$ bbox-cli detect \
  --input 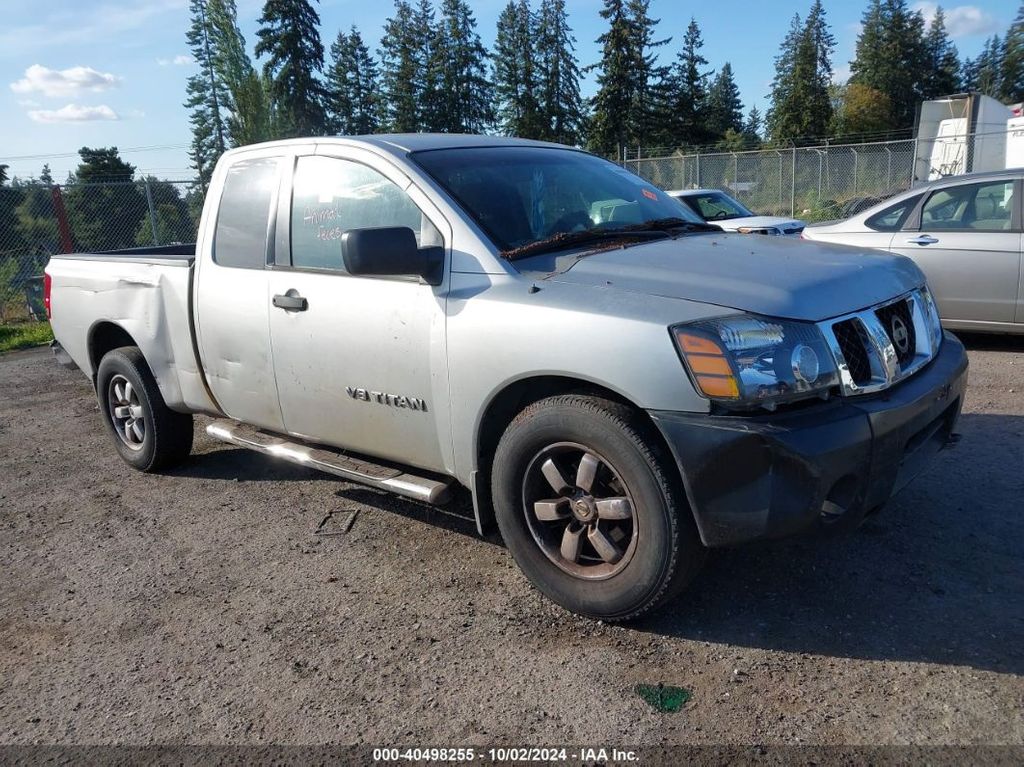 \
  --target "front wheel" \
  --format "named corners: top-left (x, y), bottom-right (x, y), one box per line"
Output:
top-left (96, 346), bottom-right (193, 472)
top-left (491, 395), bottom-right (704, 621)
